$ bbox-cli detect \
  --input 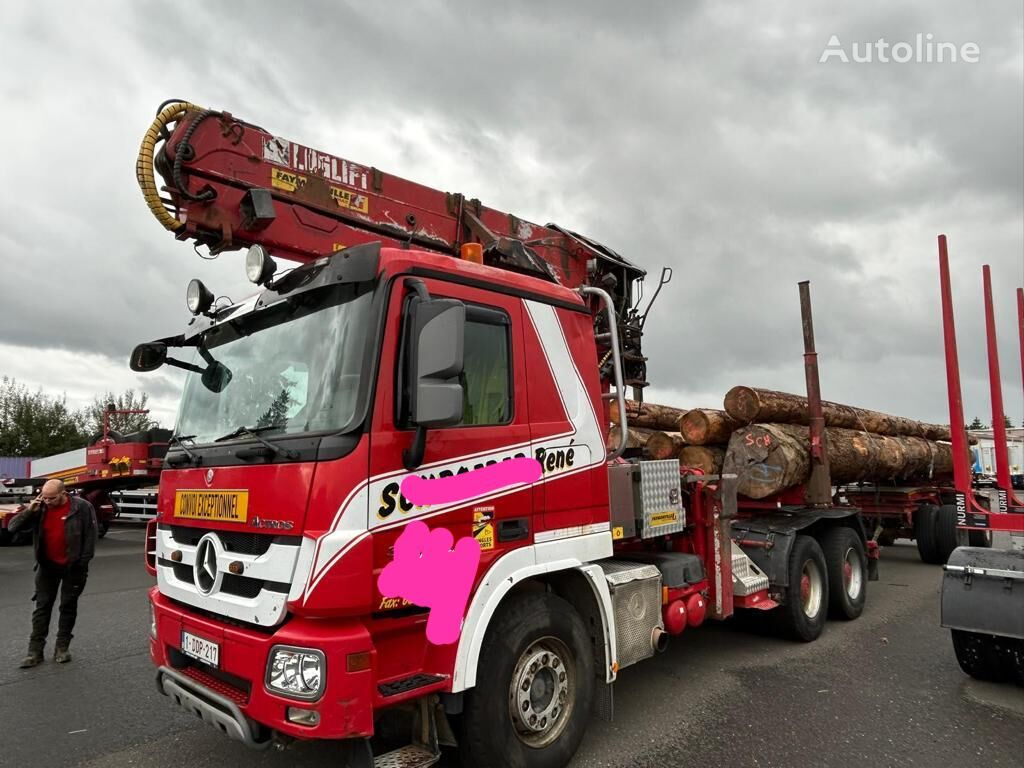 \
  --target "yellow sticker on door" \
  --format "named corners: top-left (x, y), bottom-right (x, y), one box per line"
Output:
top-left (473, 507), bottom-right (495, 551)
